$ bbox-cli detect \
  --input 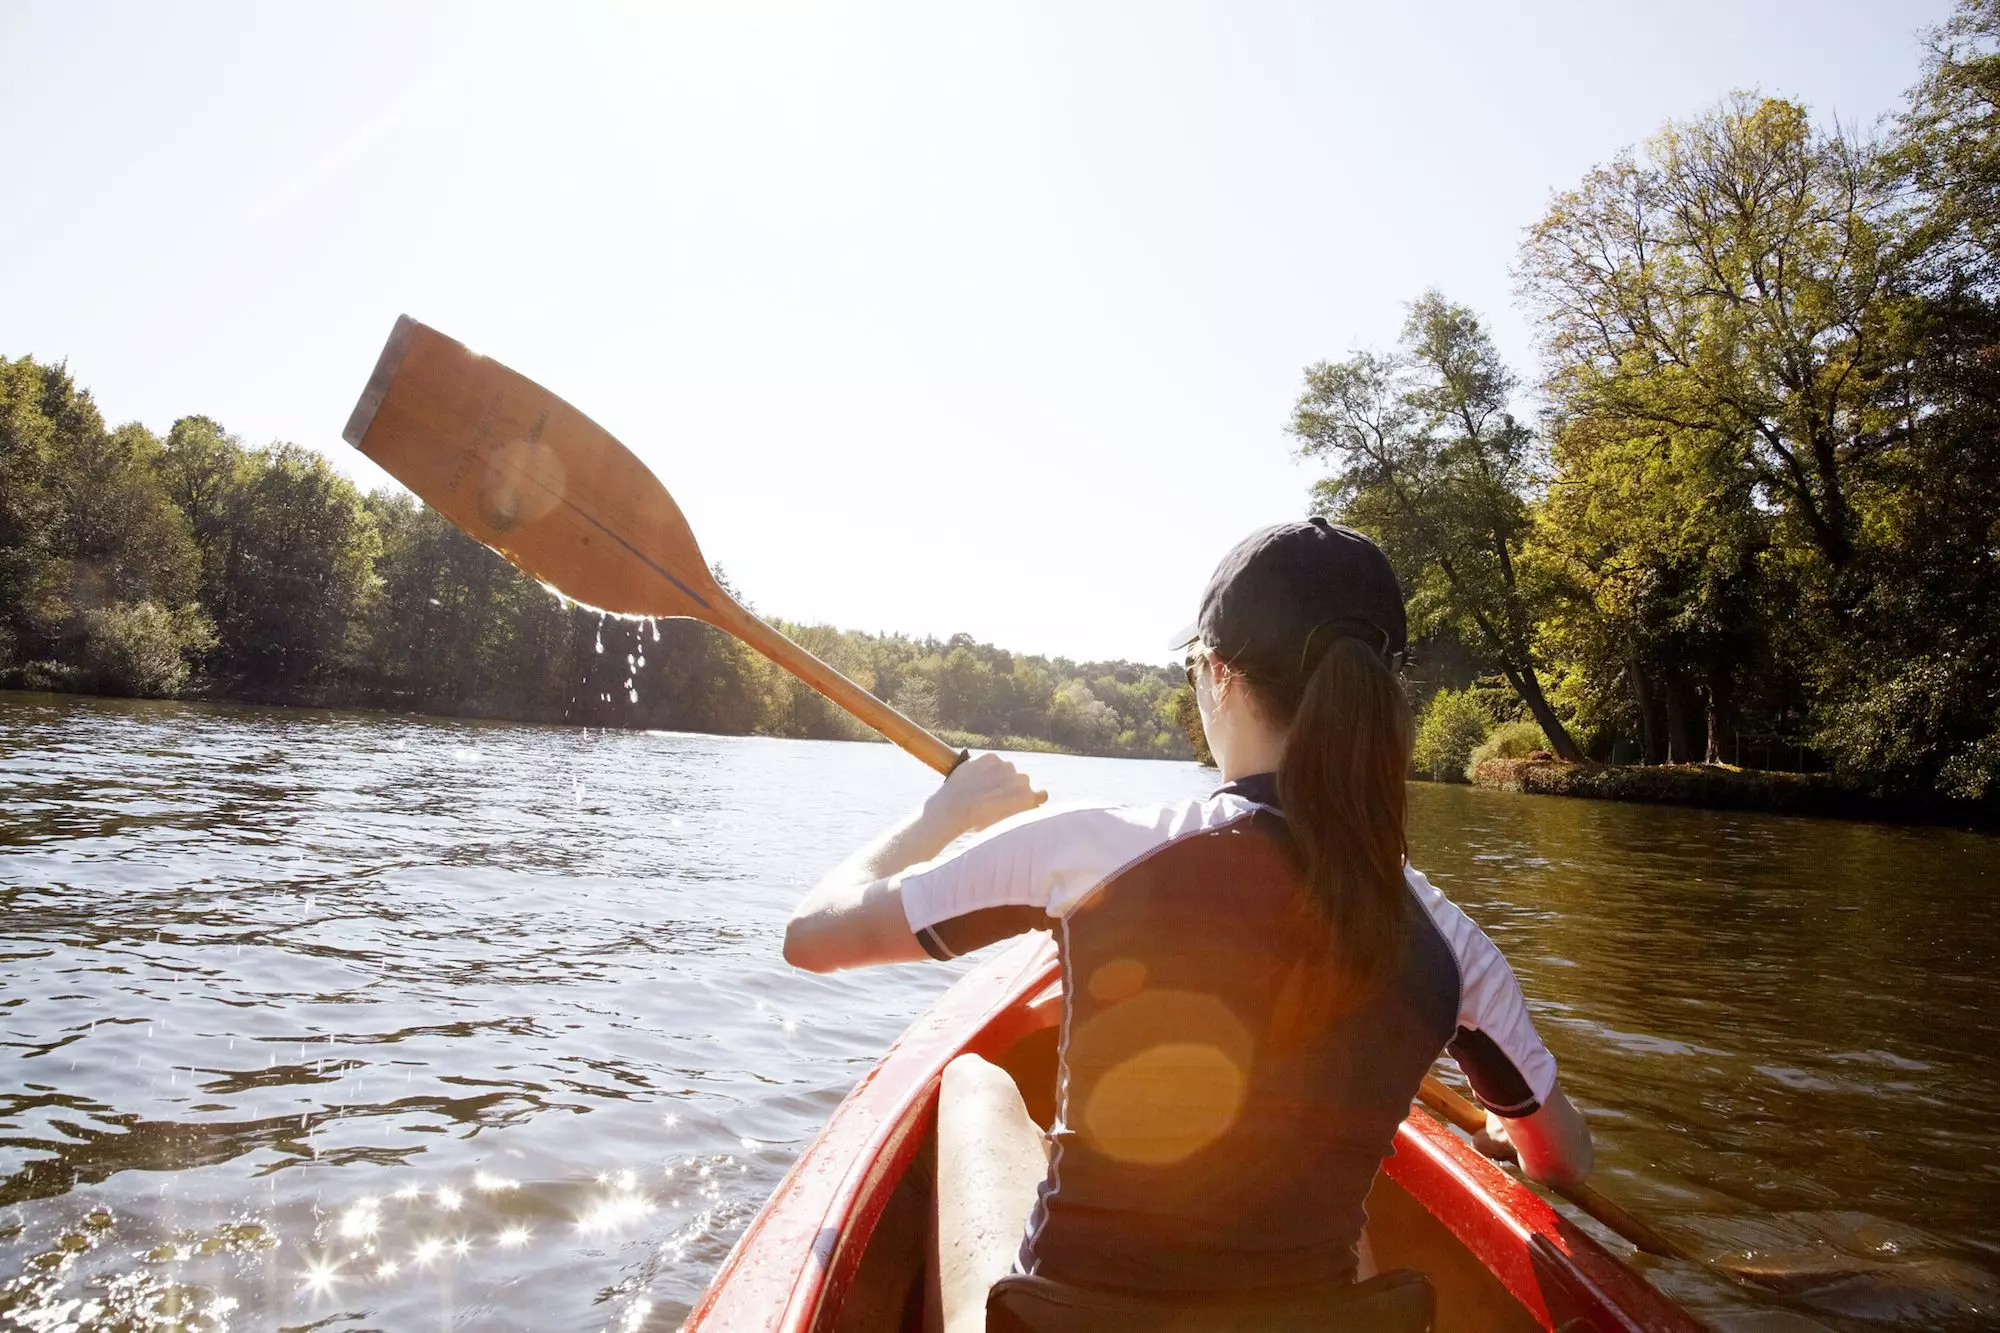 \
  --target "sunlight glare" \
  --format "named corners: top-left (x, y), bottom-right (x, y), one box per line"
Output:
top-left (337, 1203), bottom-right (380, 1240)
top-left (301, 1254), bottom-right (343, 1297)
